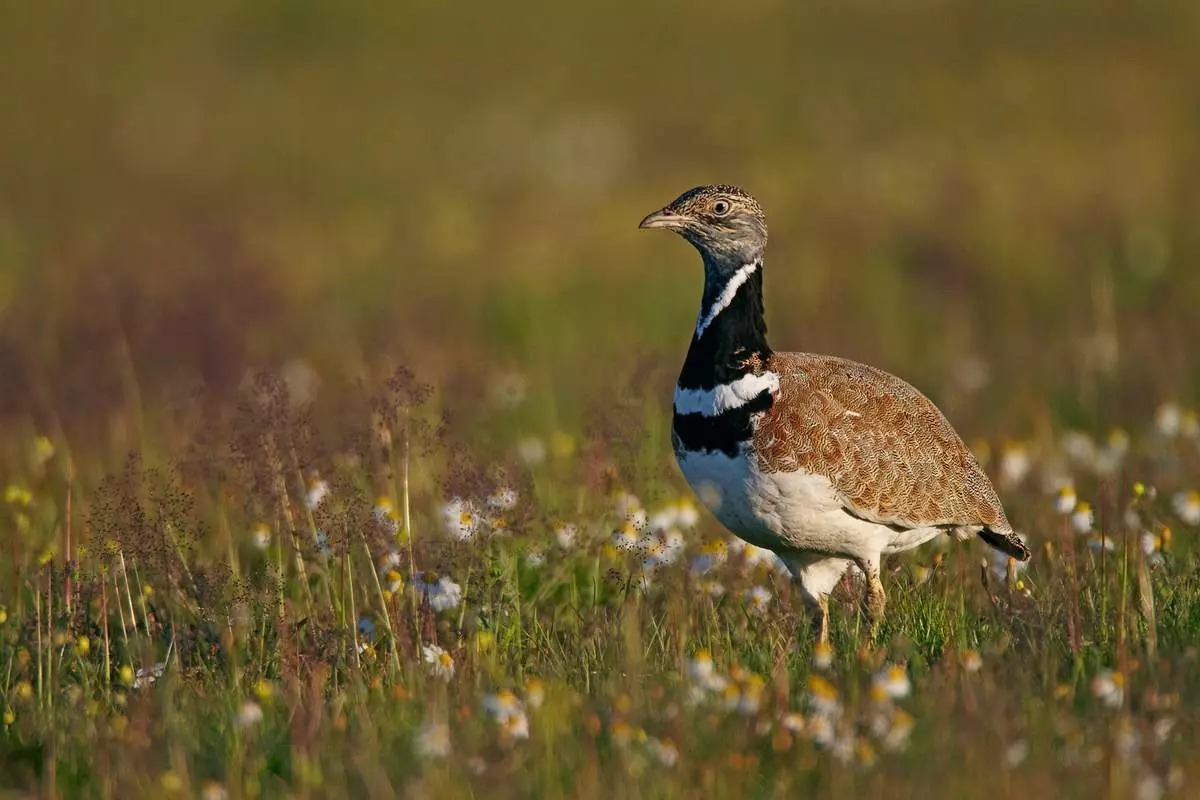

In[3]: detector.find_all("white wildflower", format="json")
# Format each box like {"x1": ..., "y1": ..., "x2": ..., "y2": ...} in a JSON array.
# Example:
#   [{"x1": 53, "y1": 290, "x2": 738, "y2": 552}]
[
  {"x1": 688, "y1": 650, "x2": 715, "y2": 682},
  {"x1": 554, "y1": 522, "x2": 578, "y2": 550},
  {"x1": 305, "y1": 479, "x2": 329, "y2": 510},
  {"x1": 483, "y1": 690, "x2": 530, "y2": 741},
  {"x1": 373, "y1": 497, "x2": 399, "y2": 534},
  {"x1": 812, "y1": 642, "x2": 834, "y2": 671},
  {"x1": 516, "y1": 436, "x2": 547, "y2": 465},
  {"x1": 414, "y1": 572, "x2": 463, "y2": 612},
  {"x1": 487, "y1": 487, "x2": 519, "y2": 511},
  {"x1": 1172, "y1": 491, "x2": 1200, "y2": 525},
  {"x1": 1155, "y1": 403, "x2": 1182, "y2": 437},
  {"x1": 1054, "y1": 485, "x2": 1077, "y2": 515},
  {"x1": 415, "y1": 719, "x2": 452, "y2": 758},
  {"x1": 646, "y1": 737, "x2": 679, "y2": 767},
  {"x1": 442, "y1": 497, "x2": 481, "y2": 541},
  {"x1": 422, "y1": 644, "x2": 456, "y2": 681},
  {"x1": 251, "y1": 523, "x2": 271, "y2": 551},
  {"x1": 1091, "y1": 669, "x2": 1124, "y2": 709},
  {"x1": 1004, "y1": 740, "x2": 1030, "y2": 769},
  {"x1": 744, "y1": 585, "x2": 772, "y2": 614},
  {"x1": 236, "y1": 700, "x2": 263, "y2": 727},
  {"x1": 133, "y1": 661, "x2": 167, "y2": 689},
  {"x1": 1071, "y1": 502, "x2": 1094, "y2": 533},
  {"x1": 871, "y1": 664, "x2": 911, "y2": 701}
]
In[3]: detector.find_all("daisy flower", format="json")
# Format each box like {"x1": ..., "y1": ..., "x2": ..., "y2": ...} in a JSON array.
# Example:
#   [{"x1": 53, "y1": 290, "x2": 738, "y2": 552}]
[
  {"x1": 1091, "y1": 669, "x2": 1124, "y2": 709},
  {"x1": 554, "y1": 522, "x2": 578, "y2": 550},
  {"x1": 612, "y1": 521, "x2": 641, "y2": 551},
  {"x1": 516, "y1": 437, "x2": 546, "y2": 465},
  {"x1": 414, "y1": 572, "x2": 463, "y2": 612},
  {"x1": 689, "y1": 539, "x2": 728, "y2": 575},
  {"x1": 812, "y1": 641, "x2": 834, "y2": 671},
  {"x1": 236, "y1": 700, "x2": 264, "y2": 727},
  {"x1": 806, "y1": 675, "x2": 841, "y2": 718},
  {"x1": 646, "y1": 737, "x2": 679, "y2": 767},
  {"x1": 483, "y1": 690, "x2": 529, "y2": 741},
  {"x1": 1172, "y1": 491, "x2": 1200, "y2": 526},
  {"x1": 373, "y1": 497, "x2": 400, "y2": 534},
  {"x1": 524, "y1": 678, "x2": 545, "y2": 709},
  {"x1": 1054, "y1": 485, "x2": 1077, "y2": 515},
  {"x1": 871, "y1": 664, "x2": 911, "y2": 701},
  {"x1": 442, "y1": 497, "x2": 481, "y2": 541},
  {"x1": 414, "y1": 719, "x2": 452, "y2": 758},
  {"x1": 422, "y1": 644, "x2": 456, "y2": 681},
  {"x1": 487, "y1": 486, "x2": 519, "y2": 511},
  {"x1": 251, "y1": 523, "x2": 271, "y2": 551},
  {"x1": 305, "y1": 478, "x2": 329, "y2": 510},
  {"x1": 1071, "y1": 501, "x2": 1094, "y2": 534},
  {"x1": 1155, "y1": 403, "x2": 1182, "y2": 437},
  {"x1": 688, "y1": 650, "x2": 715, "y2": 682},
  {"x1": 744, "y1": 585, "x2": 772, "y2": 614}
]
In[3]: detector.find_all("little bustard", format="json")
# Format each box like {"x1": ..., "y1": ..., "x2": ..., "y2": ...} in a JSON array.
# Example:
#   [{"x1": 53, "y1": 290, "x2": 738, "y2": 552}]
[{"x1": 640, "y1": 184, "x2": 1030, "y2": 641}]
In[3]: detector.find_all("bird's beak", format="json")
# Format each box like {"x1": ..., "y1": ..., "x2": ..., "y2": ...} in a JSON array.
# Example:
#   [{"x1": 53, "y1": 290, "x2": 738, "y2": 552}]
[{"x1": 638, "y1": 208, "x2": 688, "y2": 231}]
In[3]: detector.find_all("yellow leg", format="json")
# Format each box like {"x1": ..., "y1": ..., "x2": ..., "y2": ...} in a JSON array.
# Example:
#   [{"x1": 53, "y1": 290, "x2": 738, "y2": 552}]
[{"x1": 811, "y1": 594, "x2": 830, "y2": 644}]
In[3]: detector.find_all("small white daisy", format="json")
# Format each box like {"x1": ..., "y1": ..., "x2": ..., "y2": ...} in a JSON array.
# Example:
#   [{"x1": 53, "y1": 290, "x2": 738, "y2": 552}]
[
  {"x1": 236, "y1": 700, "x2": 264, "y2": 727},
  {"x1": 646, "y1": 737, "x2": 679, "y2": 767},
  {"x1": 442, "y1": 497, "x2": 481, "y2": 541},
  {"x1": 251, "y1": 523, "x2": 271, "y2": 551},
  {"x1": 1071, "y1": 502, "x2": 1094, "y2": 534},
  {"x1": 871, "y1": 664, "x2": 911, "y2": 701},
  {"x1": 516, "y1": 437, "x2": 547, "y2": 465},
  {"x1": 483, "y1": 690, "x2": 529, "y2": 741},
  {"x1": 1155, "y1": 403, "x2": 1182, "y2": 437},
  {"x1": 487, "y1": 486, "x2": 519, "y2": 511},
  {"x1": 305, "y1": 478, "x2": 329, "y2": 510},
  {"x1": 422, "y1": 644, "x2": 456, "y2": 681},
  {"x1": 1172, "y1": 491, "x2": 1200, "y2": 526},
  {"x1": 744, "y1": 585, "x2": 772, "y2": 614},
  {"x1": 812, "y1": 642, "x2": 834, "y2": 671},
  {"x1": 414, "y1": 718, "x2": 452, "y2": 758},
  {"x1": 1091, "y1": 669, "x2": 1124, "y2": 709},
  {"x1": 1003, "y1": 739, "x2": 1030, "y2": 769},
  {"x1": 554, "y1": 522, "x2": 578, "y2": 550},
  {"x1": 1054, "y1": 485, "x2": 1077, "y2": 515},
  {"x1": 414, "y1": 572, "x2": 463, "y2": 612},
  {"x1": 373, "y1": 497, "x2": 400, "y2": 534}
]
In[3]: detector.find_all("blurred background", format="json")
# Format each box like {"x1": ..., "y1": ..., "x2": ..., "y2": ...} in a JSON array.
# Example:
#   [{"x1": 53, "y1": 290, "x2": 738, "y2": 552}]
[{"x1": 2, "y1": 0, "x2": 1198, "y2": 462}]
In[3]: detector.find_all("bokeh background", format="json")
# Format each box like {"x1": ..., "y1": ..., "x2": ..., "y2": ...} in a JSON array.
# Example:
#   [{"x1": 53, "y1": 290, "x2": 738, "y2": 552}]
[{"x1": 2, "y1": 0, "x2": 1199, "y2": 460}]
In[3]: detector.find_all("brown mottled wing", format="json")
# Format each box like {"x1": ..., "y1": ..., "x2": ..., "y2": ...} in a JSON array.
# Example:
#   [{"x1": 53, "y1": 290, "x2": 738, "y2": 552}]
[{"x1": 754, "y1": 352, "x2": 1013, "y2": 533}]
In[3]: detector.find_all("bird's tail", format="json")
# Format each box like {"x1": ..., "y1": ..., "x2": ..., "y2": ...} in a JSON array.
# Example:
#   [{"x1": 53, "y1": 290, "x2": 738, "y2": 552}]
[{"x1": 978, "y1": 527, "x2": 1031, "y2": 561}]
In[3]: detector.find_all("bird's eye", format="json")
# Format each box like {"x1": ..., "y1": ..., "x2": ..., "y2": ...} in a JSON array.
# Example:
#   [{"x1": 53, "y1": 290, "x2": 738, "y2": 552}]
[{"x1": 712, "y1": 200, "x2": 730, "y2": 216}]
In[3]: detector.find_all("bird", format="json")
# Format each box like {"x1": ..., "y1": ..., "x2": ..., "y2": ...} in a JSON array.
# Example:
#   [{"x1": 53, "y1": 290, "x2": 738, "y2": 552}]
[{"x1": 639, "y1": 184, "x2": 1031, "y2": 643}]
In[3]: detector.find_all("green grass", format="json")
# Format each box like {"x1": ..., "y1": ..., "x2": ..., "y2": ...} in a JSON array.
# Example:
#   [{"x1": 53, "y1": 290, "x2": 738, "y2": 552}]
[{"x1": 1, "y1": 387, "x2": 1198, "y2": 798}]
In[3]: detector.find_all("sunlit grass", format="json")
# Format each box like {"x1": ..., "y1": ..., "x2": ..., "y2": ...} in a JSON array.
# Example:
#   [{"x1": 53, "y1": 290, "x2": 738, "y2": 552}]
[{"x1": 0, "y1": 366, "x2": 1198, "y2": 797}]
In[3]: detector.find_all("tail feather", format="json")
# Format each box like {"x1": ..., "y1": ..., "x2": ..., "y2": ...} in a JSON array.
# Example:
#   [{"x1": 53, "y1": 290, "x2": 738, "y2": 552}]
[{"x1": 979, "y1": 527, "x2": 1031, "y2": 561}]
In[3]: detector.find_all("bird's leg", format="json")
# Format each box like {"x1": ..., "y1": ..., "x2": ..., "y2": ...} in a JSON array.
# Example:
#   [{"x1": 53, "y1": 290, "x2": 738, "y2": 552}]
[
  {"x1": 810, "y1": 594, "x2": 830, "y2": 644},
  {"x1": 855, "y1": 558, "x2": 886, "y2": 639}
]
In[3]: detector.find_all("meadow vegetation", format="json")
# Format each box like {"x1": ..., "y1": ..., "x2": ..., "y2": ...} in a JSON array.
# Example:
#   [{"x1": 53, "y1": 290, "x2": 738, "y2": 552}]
[{"x1": 2, "y1": 1, "x2": 1200, "y2": 797}]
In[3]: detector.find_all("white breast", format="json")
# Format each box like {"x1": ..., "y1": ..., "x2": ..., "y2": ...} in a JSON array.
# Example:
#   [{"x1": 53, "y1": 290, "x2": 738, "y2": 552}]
[{"x1": 675, "y1": 445, "x2": 941, "y2": 560}]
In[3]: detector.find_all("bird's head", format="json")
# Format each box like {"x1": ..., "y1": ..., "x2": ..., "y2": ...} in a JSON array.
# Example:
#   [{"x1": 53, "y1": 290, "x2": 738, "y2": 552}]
[{"x1": 639, "y1": 184, "x2": 767, "y2": 268}]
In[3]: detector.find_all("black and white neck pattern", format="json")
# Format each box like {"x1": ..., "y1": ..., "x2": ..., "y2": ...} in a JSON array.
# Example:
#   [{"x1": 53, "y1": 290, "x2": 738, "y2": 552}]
[{"x1": 673, "y1": 259, "x2": 778, "y2": 457}]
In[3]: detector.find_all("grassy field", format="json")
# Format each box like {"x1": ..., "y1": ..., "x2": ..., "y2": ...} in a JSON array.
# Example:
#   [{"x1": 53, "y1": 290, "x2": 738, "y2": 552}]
[{"x1": 3, "y1": 1, "x2": 1200, "y2": 797}]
